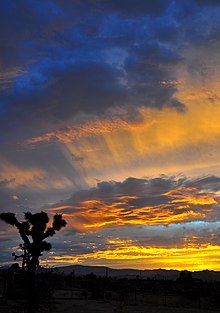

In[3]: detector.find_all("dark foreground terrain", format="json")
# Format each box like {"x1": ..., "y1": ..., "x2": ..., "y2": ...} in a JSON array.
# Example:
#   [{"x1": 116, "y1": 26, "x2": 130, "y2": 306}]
[{"x1": 0, "y1": 266, "x2": 220, "y2": 312}]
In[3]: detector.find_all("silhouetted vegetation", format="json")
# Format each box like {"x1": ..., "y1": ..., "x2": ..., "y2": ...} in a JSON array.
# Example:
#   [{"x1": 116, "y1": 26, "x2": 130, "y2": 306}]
[{"x1": 0, "y1": 211, "x2": 67, "y2": 313}]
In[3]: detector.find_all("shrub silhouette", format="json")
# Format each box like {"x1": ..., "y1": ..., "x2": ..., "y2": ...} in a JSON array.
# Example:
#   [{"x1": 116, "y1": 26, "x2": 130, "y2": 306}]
[{"x1": 0, "y1": 211, "x2": 67, "y2": 313}]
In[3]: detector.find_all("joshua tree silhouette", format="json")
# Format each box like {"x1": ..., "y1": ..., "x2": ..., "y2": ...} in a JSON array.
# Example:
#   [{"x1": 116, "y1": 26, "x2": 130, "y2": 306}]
[{"x1": 0, "y1": 211, "x2": 67, "y2": 313}]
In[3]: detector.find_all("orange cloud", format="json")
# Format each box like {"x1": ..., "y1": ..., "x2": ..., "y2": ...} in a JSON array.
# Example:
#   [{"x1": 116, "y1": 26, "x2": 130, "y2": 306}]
[
  {"x1": 49, "y1": 176, "x2": 220, "y2": 232},
  {"x1": 49, "y1": 201, "x2": 207, "y2": 232},
  {"x1": 164, "y1": 187, "x2": 218, "y2": 205}
]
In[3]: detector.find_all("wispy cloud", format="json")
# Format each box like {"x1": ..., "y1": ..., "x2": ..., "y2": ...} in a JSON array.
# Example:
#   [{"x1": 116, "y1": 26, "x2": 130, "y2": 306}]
[{"x1": 26, "y1": 117, "x2": 148, "y2": 145}]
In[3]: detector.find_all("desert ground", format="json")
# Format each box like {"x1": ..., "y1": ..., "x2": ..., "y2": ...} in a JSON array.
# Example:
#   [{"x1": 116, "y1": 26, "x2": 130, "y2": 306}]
[
  {"x1": 0, "y1": 268, "x2": 219, "y2": 313},
  {"x1": 50, "y1": 298, "x2": 218, "y2": 313},
  {"x1": 1, "y1": 297, "x2": 219, "y2": 313}
]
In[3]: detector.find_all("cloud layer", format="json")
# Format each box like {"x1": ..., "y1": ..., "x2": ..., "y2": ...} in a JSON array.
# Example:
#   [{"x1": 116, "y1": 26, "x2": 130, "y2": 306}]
[{"x1": 49, "y1": 175, "x2": 220, "y2": 232}]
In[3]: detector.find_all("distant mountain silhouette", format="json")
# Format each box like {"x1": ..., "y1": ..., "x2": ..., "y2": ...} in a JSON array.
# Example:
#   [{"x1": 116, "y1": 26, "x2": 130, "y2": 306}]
[{"x1": 53, "y1": 264, "x2": 220, "y2": 281}]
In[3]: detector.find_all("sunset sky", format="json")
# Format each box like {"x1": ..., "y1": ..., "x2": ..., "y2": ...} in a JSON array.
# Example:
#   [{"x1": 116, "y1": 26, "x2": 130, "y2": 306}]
[{"x1": 1, "y1": 0, "x2": 220, "y2": 271}]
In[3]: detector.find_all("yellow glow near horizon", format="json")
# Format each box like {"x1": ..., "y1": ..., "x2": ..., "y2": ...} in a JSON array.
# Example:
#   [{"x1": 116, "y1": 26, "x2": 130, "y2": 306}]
[{"x1": 42, "y1": 242, "x2": 220, "y2": 271}]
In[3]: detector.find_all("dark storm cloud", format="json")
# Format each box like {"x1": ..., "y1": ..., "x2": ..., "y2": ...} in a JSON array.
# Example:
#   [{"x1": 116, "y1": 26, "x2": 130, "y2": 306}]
[
  {"x1": 59, "y1": 176, "x2": 181, "y2": 204},
  {"x1": 195, "y1": 0, "x2": 220, "y2": 6},
  {"x1": 0, "y1": 0, "x2": 72, "y2": 139},
  {"x1": 0, "y1": 65, "x2": 183, "y2": 143},
  {"x1": 33, "y1": 63, "x2": 127, "y2": 117},
  {"x1": 99, "y1": 0, "x2": 169, "y2": 16},
  {"x1": 2, "y1": 0, "x2": 219, "y2": 143},
  {"x1": 185, "y1": 176, "x2": 220, "y2": 191},
  {"x1": 124, "y1": 50, "x2": 185, "y2": 111},
  {"x1": 54, "y1": 0, "x2": 170, "y2": 17},
  {"x1": 0, "y1": 62, "x2": 128, "y2": 141},
  {"x1": 0, "y1": 0, "x2": 188, "y2": 143},
  {"x1": 182, "y1": 34, "x2": 220, "y2": 89},
  {"x1": 0, "y1": 0, "x2": 67, "y2": 72}
]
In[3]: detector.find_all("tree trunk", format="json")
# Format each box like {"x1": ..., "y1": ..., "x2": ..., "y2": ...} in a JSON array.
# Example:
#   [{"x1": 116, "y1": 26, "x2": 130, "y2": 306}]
[{"x1": 27, "y1": 258, "x2": 37, "y2": 313}]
